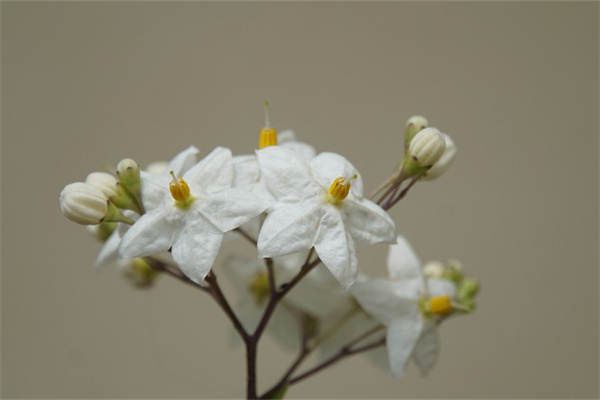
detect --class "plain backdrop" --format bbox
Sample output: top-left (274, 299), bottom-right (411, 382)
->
top-left (1, 2), bottom-right (598, 399)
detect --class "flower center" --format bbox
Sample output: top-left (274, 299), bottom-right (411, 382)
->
top-left (327, 175), bottom-right (357, 205)
top-left (169, 171), bottom-right (194, 208)
top-left (248, 271), bottom-right (270, 305)
top-left (258, 101), bottom-right (278, 149)
top-left (428, 295), bottom-right (453, 316)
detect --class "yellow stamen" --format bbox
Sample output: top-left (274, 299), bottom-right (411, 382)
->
top-left (328, 174), bottom-right (357, 204)
top-left (248, 271), bottom-right (270, 305)
top-left (428, 295), bottom-right (453, 316)
top-left (258, 101), bottom-right (278, 149)
top-left (169, 171), bottom-right (191, 202)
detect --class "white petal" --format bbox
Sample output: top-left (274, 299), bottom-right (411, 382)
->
top-left (140, 171), bottom-right (171, 211)
top-left (167, 145), bottom-right (200, 176)
top-left (426, 278), bottom-right (457, 298)
top-left (197, 188), bottom-right (269, 233)
top-left (350, 279), bottom-right (419, 325)
top-left (387, 235), bottom-right (425, 283)
top-left (184, 147), bottom-right (233, 193)
top-left (256, 146), bottom-right (321, 201)
top-left (309, 152), bottom-right (364, 198)
top-left (119, 209), bottom-right (180, 258)
top-left (257, 203), bottom-right (322, 257)
top-left (343, 199), bottom-right (397, 245)
top-left (386, 314), bottom-right (424, 377)
top-left (232, 154), bottom-right (260, 189)
top-left (171, 221), bottom-right (223, 284)
top-left (276, 129), bottom-right (297, 143)
top-left (412, 321), bottom-right (439, 376)
top-left (313, 210), bottom-right (358, 289)
top-left (93, 229), bottom-right (122, 271)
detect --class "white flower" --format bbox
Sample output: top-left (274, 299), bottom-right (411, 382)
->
top-left (92, 146), bottom-right (200, 271)
top-left (221, 254), bottom-right (304, 350)
top-left (119, 147), bottom-right (269, 284)
top-left (350, 236), bottom-right (456, 377)
top-left (256, 146), bottom-right (396, 289)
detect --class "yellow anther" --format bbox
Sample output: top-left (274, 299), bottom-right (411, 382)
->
top-left (248, 271), bottom-right (270, 305)
top-left (259, 127), bottom-right (278, 149)
top-left (169, 171), bottom-right (191, 203)
top-left (328, 174), bottom-right (357, 204)
top-left (428, 295), bottom-right (453, 316)
top-left (258, 101), bottom-right (278, 149)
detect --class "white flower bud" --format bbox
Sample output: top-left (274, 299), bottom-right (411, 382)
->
top-left (423, 261), bottom-right (445, 279)
top-left (404, 115), bottom-right (429, 150)
top-left (60, 182), bottom-right (109, 225)
top-left (409, 127), bottom-right (446, 168)
top-left (85, 172), bottom-right (119, 198)
top-left (422, 133), bottom-right (457, 180)
top-left (402, 127), bottom-right (446, 177)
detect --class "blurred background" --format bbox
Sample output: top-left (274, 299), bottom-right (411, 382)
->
top-left (2, 2), bottom-right (598, 398)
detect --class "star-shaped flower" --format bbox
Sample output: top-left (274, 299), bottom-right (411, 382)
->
top-left (119, 147), bottom-right (269, 284)
top-left (92, 146), bottom-right (200, 271)
top-left (350, 236), bottom-right (457, 377)
top-left (256, 146), bottom-right (396, 288)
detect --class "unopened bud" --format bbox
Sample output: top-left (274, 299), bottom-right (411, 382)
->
top-left (60, 182), bottom-right (109, 225)
top-left (86, 221), bottom-right (117, 242)
top-left (404, 115), bottom-right (428, 151)
top-left (86, 171), bottom-right (138, 212)
top-left (422, 133), bottom-right (457, 180)
top-left (402, 128), bottom-right (446, 176)
top-left (457, 278), bottom-right (480, 302)
top-left (118, 258), bottom-right (158, 288)
top-left (423, 261), bottom-right (445, 279)
top-left (442, 259), bottom-right (463, 283)
top-left (116, 158), bottom-right (144, 213)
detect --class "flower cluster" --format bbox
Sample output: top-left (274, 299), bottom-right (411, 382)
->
top-left (59, 106), bottom-right (477, 399)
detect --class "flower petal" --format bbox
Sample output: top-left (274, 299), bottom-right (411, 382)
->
top-left (386, 314), bottom-right (424, 377)
top-left (313, 210), bottom-right (358, 289)
top-left (256, 146), bottom-right (320, 201)
top-left (412, 321), bottom-right (439, 376)
top-left (426, 278), bottom-right (457, 298)
top-left (197, 188), bottom-right (269, 233)
top-left (167, 145), bottom-right (200, 176)
top-left (343, 199), bottom-right (396, 245)
top-left (309, 152), bottom-right (364, 198)
top-left (387, 235), bottom-right (425, 283)
top-left (350, 278), bottom-right (418, 325)
top-left (140, 171), bottom-right (170, 211)
top-left (119, 209), bottom-right (180, 258)
top-left (184, 147), bottom-right (233, 193)
top-left (93, 229), bottom-right (121, 271)
top-left (257, 202), bottom-right (322, 257)
top-left (171, 221), bottom-right (223, 284)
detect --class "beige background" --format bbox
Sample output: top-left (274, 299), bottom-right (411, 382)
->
top-left (1, 2), bottom-right (598, 399)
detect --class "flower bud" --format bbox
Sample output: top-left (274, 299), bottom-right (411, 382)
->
top-left (404, 115), bottom-right (428, 151)
top-left (442, 259), bottom-right (463, 284)
top-left (85, 172), bottom-right (119, 198)
top-left (117, 258), bottom-right (159, 288)
top-left (422, 133), bottom-right (457, 180)
top-left (87, 171), bottom-right (142, 213)
top-left (86, 221), bottom-right (117, 242)
top-left (457, 278), bottom-right (480, 303)
top-left (60, 182), bottom-right (109, 225)
top-left (423, 261), bottom-right (445, 279)
top-left (402, 128), bottom-right (446, 176)
top-left (116, 158), bottom-right (144, 213)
